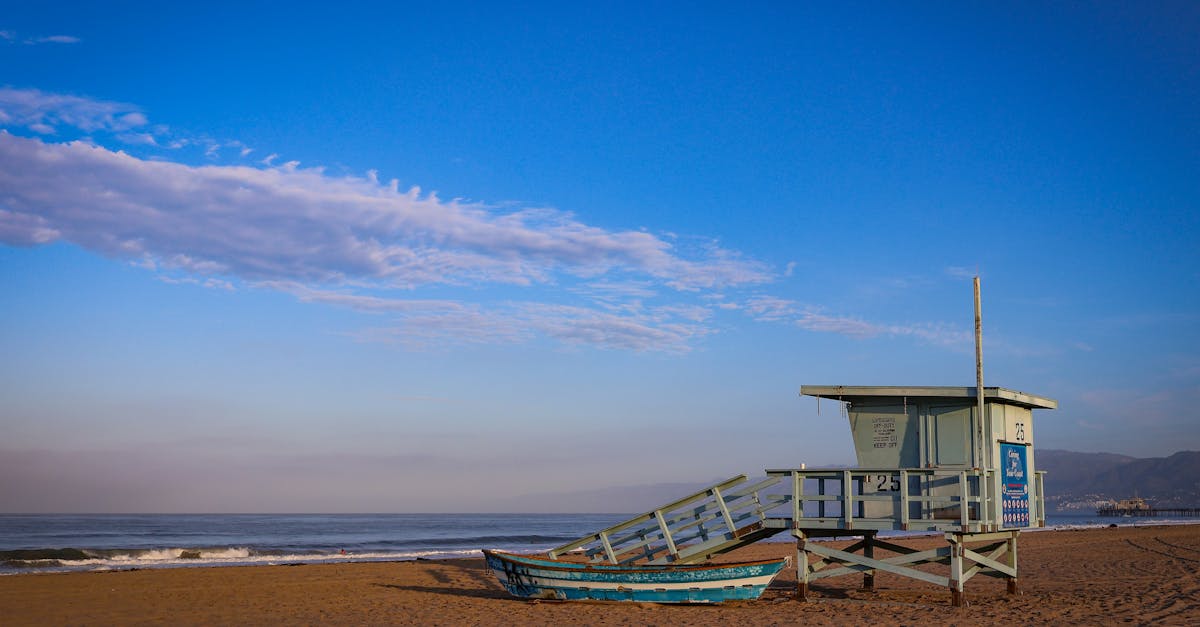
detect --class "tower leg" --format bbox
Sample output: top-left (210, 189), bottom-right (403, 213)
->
top-left (861, 531), bottom-right (876, 592)
top-left (794, 530), bottom-right (810, 602)
top-left (948, 535), bottom-right (965, 607)
top-left (1006, 531), bottom-right (1019, 595)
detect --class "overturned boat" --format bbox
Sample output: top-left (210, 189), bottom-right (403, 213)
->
top-left (483, 549), bottom-right (787, 604)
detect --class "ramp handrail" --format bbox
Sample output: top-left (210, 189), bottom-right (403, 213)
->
top-left (548, 474), bottom-right (785, 564)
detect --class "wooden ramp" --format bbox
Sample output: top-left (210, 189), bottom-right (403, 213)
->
top-left (547, 475), bottom-right (787, 565)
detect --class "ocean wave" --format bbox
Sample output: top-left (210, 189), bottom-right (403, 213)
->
top-left (0, 545), bottom-right (489, 575)
top-left (1032, 517), bottom-right (1200, 532)
top-left (0, 548), bottom-right (92, 561)
top-left (379, 534), bottom-right (572, 549)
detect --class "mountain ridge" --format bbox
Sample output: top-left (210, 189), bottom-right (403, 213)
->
top-left (1038, 449), bottom-right (1200, 511)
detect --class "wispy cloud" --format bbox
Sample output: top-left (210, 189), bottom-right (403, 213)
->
top-left (0, 87), bottom-right (145, 136)
top-left (571, 280), bottom-right (659, 302)
top-left (945, 266), bottom-right (978, 279)
top-left (0, 87), bottom-right (991, 354)
top-left (738, 295), bottom-right (972, 347)
top-left (352, 308), bottom-right (532, 349)
top-left (117, 132), bottom-right (158, 146)
top-left (0, 87), bottom-right (257, 158)
top-left (260, 281), bottom-right (464, 314)
top-left (742, 295), bottom-right (797, 321)
top-left (0, 31), bottom-right (81, 45)
top-left (795, 310), bottom-right (880, 338)
top-left (269, 284), bottom-right (709, 352)
top-left (523, 303), bottom-right (711, 352)
top-left (35, 35), bottom-right (81, 44)
top-left (158, 275), bottom-right (236, 291)
top-left (0, 89), bottom-right (776, 352)
top-left (0, 133), bottom-right (769, 293)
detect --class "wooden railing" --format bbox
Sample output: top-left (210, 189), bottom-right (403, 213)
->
top-left (548, 474), bottom-right (787, 565)
top-left (549, 467), bottom-right (1047, 567)
top-left (761, 468), bottom-right (1047, 533)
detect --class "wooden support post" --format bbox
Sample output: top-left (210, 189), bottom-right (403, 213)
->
top-left (1006, 531), bottom-right (1019, 595)
top-left (794, 529), bottom-right (810, 602)
top-left (861, 531), bottom-right (876, 592)
top-left (948, 534), bottom-right (965, 607)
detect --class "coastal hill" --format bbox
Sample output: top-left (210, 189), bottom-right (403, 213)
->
top-left (1038, 450), bottom-right (1200, 511)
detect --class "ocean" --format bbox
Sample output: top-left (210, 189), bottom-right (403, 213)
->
top-left (0, 513), bottom-right (627, 574)
top-left (2, 512), bottom-right (1194, 575)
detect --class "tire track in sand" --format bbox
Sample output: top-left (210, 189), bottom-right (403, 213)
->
top-left (1156, 537), bottom-right (1200, 555)
top-left (1125, 538), bottom-right (1200, 564)
top-left (1120, 537), bottom-right (1200, 625)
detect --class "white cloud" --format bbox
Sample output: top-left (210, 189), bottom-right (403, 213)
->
top-left (795, 310), bottom-right (880, 337)
top-left (0, 133), bottom-right (770, 294)
top-left (744, 295), bottom-right (797, 321)
top-left (736, 295), bottom-right (971, 347)
top-left (34, 35), bottom-right (81, 44)
top-left (0, 31), bottom-right (80, 45)
top-left (651, 304), bottom-right (713, 323)
top-left (0, 88), bottom-right (260, 164)
top-left (572, 280), bottom-right (658, 302)
top-left (0, 87), bottom-right (987, 354)
top-left (351, 309), bottom-right (532, 349)
top-left (881, 320), bottom-right (972, 348)
top-left (260, 281), bottom-right (464, 314)
top-left (263, 283), bottom-right (710, 352)
top-left (117, 132), bottom-right (158, 146)
top-left (0, 88), bottom-right (145, 135)
top-left (158, 275), bottom-right (236, 291)
top-left (0, 207), bottom-right (60, 245)
top-left (945, 266), bottom-right (977, 279)
top-left (520, 303), bottom-right (710, 352)
top-left (0, 98), bottom-right (776, 352)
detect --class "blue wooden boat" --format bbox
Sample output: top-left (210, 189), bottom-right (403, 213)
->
top-left (483, 550), bottom-right (788, 603)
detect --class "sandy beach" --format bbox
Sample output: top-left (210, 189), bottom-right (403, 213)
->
top-left (2, 524), bottom-right (1197, 625)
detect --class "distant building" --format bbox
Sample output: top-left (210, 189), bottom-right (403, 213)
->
top-left (1115, 497), bottom-right (1149, 511)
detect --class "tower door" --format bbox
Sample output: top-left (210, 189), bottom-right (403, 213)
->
top-left (928, 405), bottom-right (972, 466)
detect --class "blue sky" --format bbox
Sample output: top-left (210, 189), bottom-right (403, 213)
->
top-left (1, 3), bottom-right (1197, 513)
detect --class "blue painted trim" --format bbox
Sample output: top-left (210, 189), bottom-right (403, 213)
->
top-left (511, 583), bottom-right (771, 603)
top-left (483, 550), bottom-right (786, 603)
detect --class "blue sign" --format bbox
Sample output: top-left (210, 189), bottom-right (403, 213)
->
top-left (1001, 443), bottom-right (1030, 528)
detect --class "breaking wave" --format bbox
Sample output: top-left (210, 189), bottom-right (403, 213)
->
top-left (0, 545), bottom-right (484, 574)
top-left (0, 512), bottom-right (636, 575)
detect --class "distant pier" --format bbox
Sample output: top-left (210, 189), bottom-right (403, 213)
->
top-left (1096, 507), bottom-right (1200, 518)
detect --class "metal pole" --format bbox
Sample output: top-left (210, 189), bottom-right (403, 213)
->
top-left (974, 276), bottom-right (985, 466)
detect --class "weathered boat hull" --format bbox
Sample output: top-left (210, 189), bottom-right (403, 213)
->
top-left (483, 550), bottom-right (787, 603)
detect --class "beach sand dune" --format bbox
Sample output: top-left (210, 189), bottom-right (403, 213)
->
top-left (2, 524), bottom-right (1197, 625)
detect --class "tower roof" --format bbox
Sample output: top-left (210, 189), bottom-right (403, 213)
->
top-left (800, 385), bottom-right (1057, 410)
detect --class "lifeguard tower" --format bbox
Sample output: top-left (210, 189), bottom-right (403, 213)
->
top-left (773, 385), bottom-right (1055, 605)
top-left (549, 385), bottom-right (1056, 605)
top-left (549, 280), bottom-right (1058, 605)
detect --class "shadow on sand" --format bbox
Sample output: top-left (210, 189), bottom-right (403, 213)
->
top-left (374, 559), bottom-right (512, 601)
